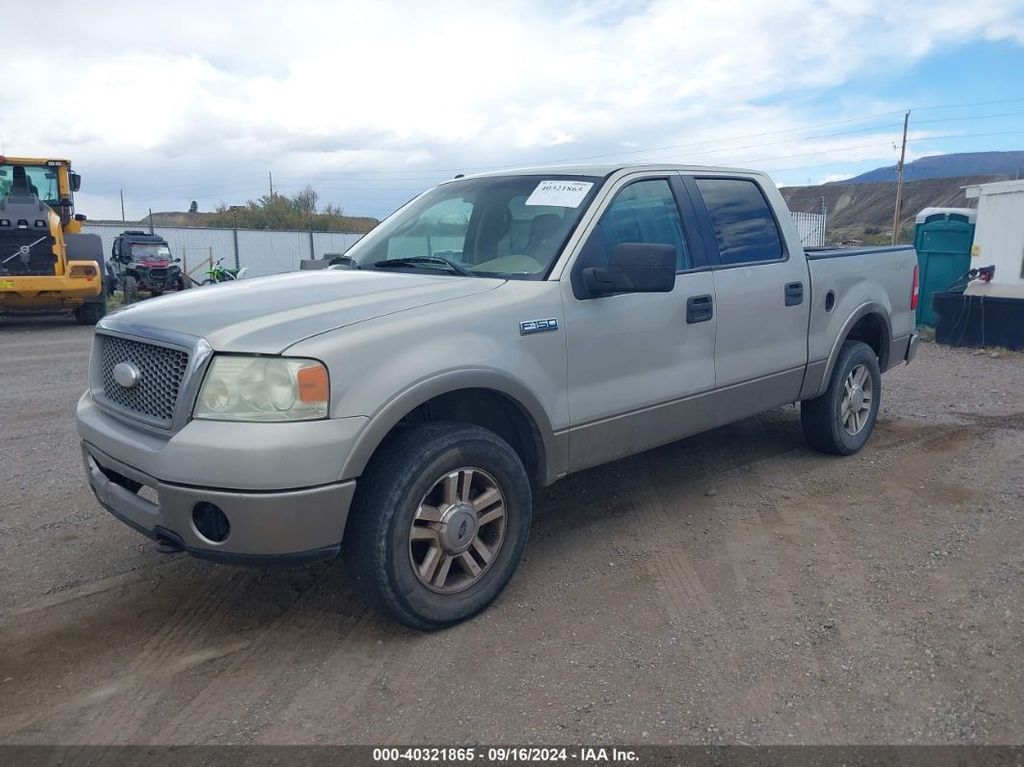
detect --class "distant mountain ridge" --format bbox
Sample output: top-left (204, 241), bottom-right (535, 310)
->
top-left (843, 150), bottom-right (1024, 183)
top-left (781, 174), bottom-right (1011, 243)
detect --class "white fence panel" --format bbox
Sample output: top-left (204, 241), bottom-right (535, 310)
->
top-left (790, 211), bottom-right (827, 247)
top-left (82, 223), bottom-right (365, 278)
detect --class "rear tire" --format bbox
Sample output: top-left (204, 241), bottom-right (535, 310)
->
top-left (75, 301), bottom-right (106, 326)
top-left (343, 423), bottom-right (532, 631)
top-left (801, 341), bottom-right (881, 455)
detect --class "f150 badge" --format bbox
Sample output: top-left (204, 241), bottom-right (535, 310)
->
top-left (519, 318), bottom-right (559, 335)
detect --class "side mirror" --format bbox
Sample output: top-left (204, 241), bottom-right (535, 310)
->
top-left (70, 172), bottom-right (82, 192)
top-left (581, 243), bottom-right (676, 297)
top-left (173, 258), bottom-right (181, 263)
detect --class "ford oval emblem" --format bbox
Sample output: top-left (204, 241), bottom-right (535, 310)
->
top-left (113, 361), bottom-right (140, 389)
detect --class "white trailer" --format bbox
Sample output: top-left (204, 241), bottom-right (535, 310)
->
top-left (965, 179), bottom-right (1024, 299)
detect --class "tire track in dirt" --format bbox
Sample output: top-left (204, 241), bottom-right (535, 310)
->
top-left (67, 571), bottom-right (258, 743)
top-left (626, 451), bottom-right (739, 687)
top-left (0, 570), bottom-right (256, 739)
top-left (156, 568), bottom-right (372, 744)
top-left (626, 414), bottom-right (987, 738)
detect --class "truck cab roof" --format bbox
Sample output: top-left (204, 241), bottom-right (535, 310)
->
top-left (454, 162), bottom-right (766, 182)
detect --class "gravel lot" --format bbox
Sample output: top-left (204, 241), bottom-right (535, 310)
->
top-left (1, 318), bottom-right (1022, 745)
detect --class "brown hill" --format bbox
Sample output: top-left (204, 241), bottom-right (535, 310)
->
top-left (781, 174), bottom-right (1008, 243)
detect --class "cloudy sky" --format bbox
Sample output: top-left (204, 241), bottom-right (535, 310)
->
top-left (3, 0), bottom-right (1023, 221)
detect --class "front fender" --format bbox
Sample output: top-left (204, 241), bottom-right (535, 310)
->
top-left (338, 368), bottom-right (564, 485)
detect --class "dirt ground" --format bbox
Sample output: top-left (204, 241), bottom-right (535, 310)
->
top-left (1, 317), bottom-right (1022, 746)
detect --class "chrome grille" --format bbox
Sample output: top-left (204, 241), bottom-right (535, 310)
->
top-left (96, 334), bottom-right (190, 426)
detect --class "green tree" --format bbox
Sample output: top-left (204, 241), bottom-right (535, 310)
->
top-left (208, 188), bottom-right (375, 233)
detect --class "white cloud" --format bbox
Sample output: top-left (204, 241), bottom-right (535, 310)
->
top-left (1, 0), bottom-right (1022, 218)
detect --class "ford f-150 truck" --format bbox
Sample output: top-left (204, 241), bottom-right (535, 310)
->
top-left (77, 164), bottom-right (920, 629)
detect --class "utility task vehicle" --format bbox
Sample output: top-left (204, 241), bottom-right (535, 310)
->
top-left (0, 157), bottom-right (106, 324)
top-left (78, 164), bottom-right (920, 629)
top-left (108, 230), bottom-right (187, 303)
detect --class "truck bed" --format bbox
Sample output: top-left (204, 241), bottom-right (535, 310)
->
top-left (805, 245), bottom-right (916, 260)
top-left (803, 244), bottom-right (919, 380)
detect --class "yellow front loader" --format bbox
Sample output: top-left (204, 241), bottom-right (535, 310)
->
top-left (0, 156), bottom-right (106, 324)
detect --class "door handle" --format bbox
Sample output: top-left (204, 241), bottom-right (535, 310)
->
top-left (686, 294), bottom-right (714, 324)
top-left (785, 281), bottom-right (804, 306)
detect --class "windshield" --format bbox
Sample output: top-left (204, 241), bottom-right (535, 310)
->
top-left (131, 243), bottom-right (173, 261)
top-left (346, 175), bottom-right (602, 279)
top-left (0, 163), bottom-right (62, 207)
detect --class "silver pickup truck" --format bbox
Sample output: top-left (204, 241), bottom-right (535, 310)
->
top-left (78, 164), bottom-right (920, 629)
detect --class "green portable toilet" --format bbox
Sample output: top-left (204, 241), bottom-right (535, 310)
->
top-left (913, 207), bottom-right (977, 326)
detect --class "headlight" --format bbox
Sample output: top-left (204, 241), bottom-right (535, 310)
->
top-left (194, 356), bottom-right (329, 422)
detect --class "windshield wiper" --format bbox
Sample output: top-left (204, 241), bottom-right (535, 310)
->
top-left (372, 256), bottom-right (473, 276)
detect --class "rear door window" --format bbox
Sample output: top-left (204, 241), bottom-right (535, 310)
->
top-left (695, 178), bottom-right (784, 266)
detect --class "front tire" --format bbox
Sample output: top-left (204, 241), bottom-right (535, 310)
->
top-left (343, 423), bottom-right (532, 631)
top-left (122, 275), bottom-right (140, 304)
top-left (801, 341), bottom-right (881, 455)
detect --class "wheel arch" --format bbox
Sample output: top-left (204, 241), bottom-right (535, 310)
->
top-left (813, 303), bottom-right (893, 399)
top-left (339, 371), bottom-right (561, 489)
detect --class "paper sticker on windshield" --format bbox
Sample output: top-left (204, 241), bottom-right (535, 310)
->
top-left (525, 180), bottom-right (593, 208)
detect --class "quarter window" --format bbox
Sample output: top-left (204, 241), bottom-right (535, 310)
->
top-left (695, 178), bottom-right (784, 265)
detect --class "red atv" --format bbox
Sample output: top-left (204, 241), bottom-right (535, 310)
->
top-left (108, 230), bottom-right (189, 303)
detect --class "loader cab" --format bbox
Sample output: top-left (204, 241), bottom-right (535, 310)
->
top-left (0, 164), bottom-right (60, 276)
top-left (0, 157), bottom-right (81, 230)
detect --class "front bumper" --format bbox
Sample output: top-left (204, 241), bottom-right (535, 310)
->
top-left (0, 278), bottom-right (100, 312)
top-left (83, 441), bottom-right (355, 564)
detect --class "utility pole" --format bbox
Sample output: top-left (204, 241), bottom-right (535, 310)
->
top-left (120, 190), bottom-right (126, 223)
top-left (891, 110), bottom-right (910, 246)
top-left (269, 171), bottom-right (274, 199)
top-left (229, 205), bottom-right (243, 270)
top-left (820, 195), bottom-right (827, 246)
top-left (308, 212), bottom-right (315, 259)
top-left (148, 208), bottom-right (154, 235)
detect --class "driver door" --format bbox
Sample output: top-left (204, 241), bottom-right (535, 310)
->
top-left (560, 174), bottom-right (717, 472)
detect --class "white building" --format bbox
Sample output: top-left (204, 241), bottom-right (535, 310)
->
top-left (964, 179), bottom-right (1024, 299)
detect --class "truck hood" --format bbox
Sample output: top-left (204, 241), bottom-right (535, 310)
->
top-left (100, 270), bottom-right (504, 353)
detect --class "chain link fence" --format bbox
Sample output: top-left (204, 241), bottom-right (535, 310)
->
top-left (82, 223), bottom-right (365, 280)
top-left (790, 211), bottom-right (827, 247)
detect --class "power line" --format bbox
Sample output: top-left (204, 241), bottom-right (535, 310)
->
top-left (260, 95), bottom-right (1024, 179)
top-left (110, 95), bottom-right (1024, 210)
top-left (280, 95), bottom-right (1024, 178)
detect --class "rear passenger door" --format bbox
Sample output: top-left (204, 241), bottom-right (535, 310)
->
top-left (684, 175), bottom-right (810, 425)
top-left (562, 174), bottom-right (717, 472)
